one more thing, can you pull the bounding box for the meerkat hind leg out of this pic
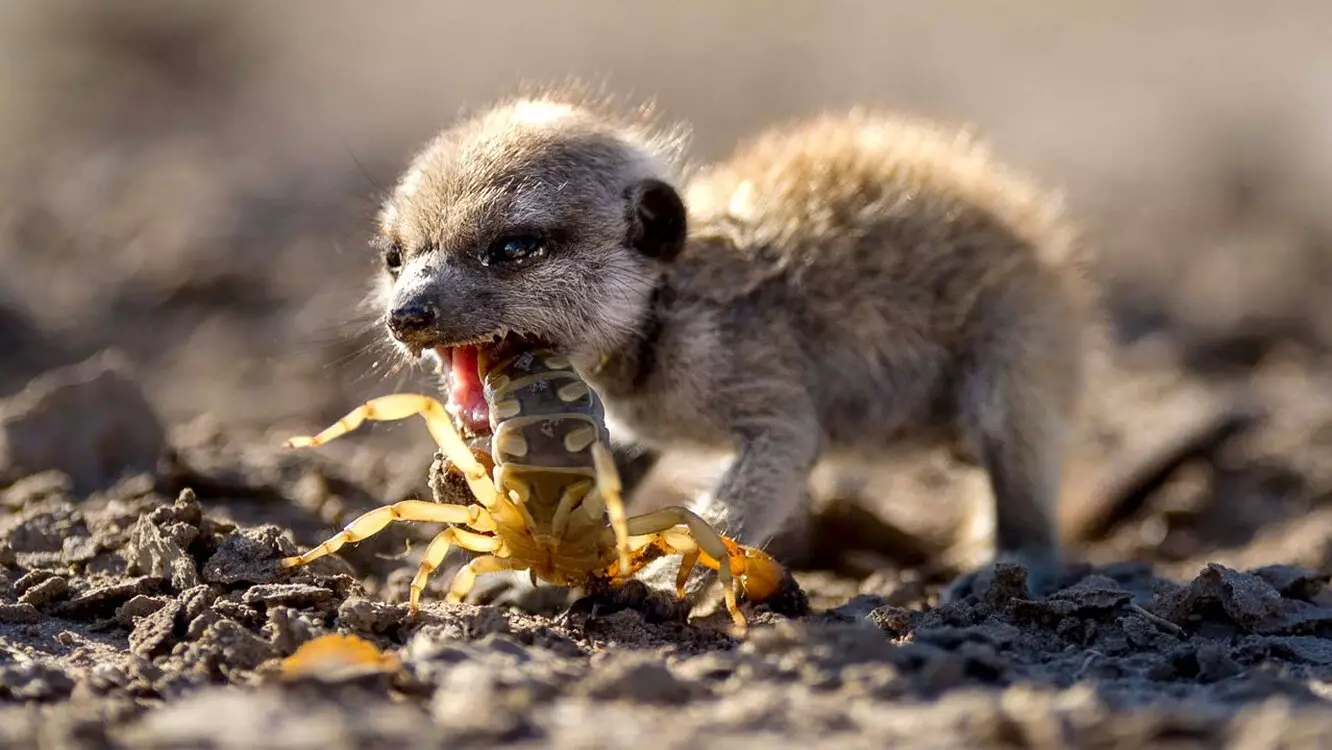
[946,323,1071,601]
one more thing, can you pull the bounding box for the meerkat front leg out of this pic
[639,414,821,602]
[610,441,662,500]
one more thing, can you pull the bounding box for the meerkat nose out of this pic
[387,302,438,342]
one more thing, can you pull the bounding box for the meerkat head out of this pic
[370,92,689,433]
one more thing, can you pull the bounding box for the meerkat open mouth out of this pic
[434,332,547,437]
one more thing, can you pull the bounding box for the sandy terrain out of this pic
[3,2,1332,748]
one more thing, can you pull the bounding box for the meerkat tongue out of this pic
[445,346,489,434]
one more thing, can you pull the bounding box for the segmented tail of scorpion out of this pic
[277,344,797,635]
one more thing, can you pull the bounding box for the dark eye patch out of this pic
[478,226,565,269]
[482,235,543,267]
[369,235,405,275]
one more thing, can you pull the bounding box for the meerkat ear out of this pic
[626,178,686,262]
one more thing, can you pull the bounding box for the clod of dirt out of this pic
[578,656,708,705]
[428,660,535,743]
[53,576,161,619]
[116,594,170,626]
[124,509,200,591]
[0,602,40,623]
[0,661,76,702]
[337,595,406,635]
[0,350,167,495]
[17,574,68,606]
[196,617,276,671]
[242,583,336,613]
[201,524,295,585]
[263,606,327,655]
[1155,563,1284,631]
[119,687,436,750]
[1250,564,1330,599]
[130,599,182,658]
[2,498,85,553]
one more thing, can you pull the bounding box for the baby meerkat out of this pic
[372,89,1094,601]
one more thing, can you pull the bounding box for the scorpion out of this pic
[278,342,796,634]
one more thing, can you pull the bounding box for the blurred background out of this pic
[3,0,1332,581]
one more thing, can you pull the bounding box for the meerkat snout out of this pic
[385,300,438,347]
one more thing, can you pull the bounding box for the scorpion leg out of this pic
[279,500,493,569]
[284,394,498,509]
[610,528,702,599]
[409,527,504,613]
[591,441,633,576]
[623,507,750,634]
[445,555,516,603]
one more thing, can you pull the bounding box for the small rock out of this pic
[1048,575,1133,611]
[130,600,182,659]
[198,618,275,671]
[202,525,291,585]
[115,595,170,626]
[241,583,335,612]
[1250,565,1329,600]
[4,505,85,553]
[0,602,40,623]
[0,471,72,509]
[14,569,59,595]
[17,575,68,607]
[0,350,167,495]
[1268,636,1332,665]
[579,658,704,705]
[0,540,16,567]
[179,584,219,622]
[1268,599,1332,634]
[185,609,222,641]
[868,604,921,635]
[211,596,260,625]
[124,512,200,591]
[431,662,530,741]
[0,661,76,701]
[263,606,323,655]
[61,534,101,564]
[86,663,128,694]
[54,576,160,618]
[1194,644,1243,681]
[1157,564,1283,630]
[338,596,405,635]
[465,606,511,638]
[828,593,889,622]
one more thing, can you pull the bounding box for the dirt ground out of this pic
[4,3,1332,748]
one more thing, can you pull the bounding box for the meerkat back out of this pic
[675,110,1097,596]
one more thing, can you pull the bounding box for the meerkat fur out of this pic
[371,84,1097,602]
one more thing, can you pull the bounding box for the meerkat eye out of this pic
[374,237,405,276]
[483,235,546,268]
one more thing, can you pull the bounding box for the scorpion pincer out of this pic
[278,345,794,634]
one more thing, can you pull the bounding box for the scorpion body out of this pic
[279,344,793,634]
